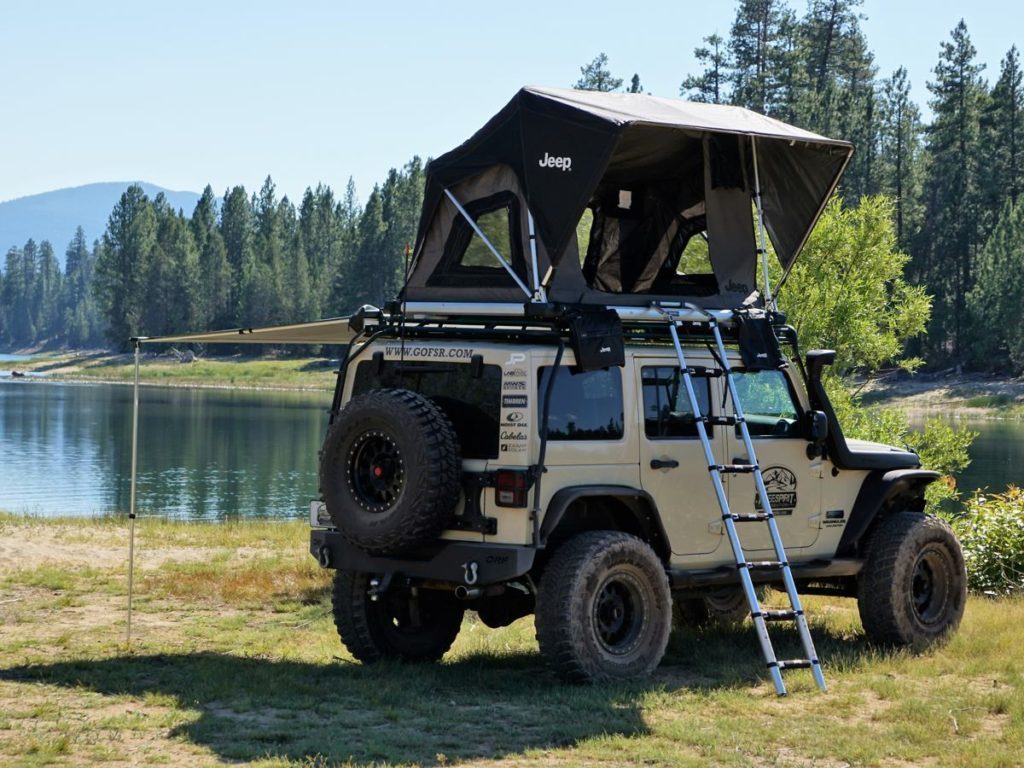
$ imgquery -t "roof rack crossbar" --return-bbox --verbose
[443,188,533,299]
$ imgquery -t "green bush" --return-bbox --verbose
[954,486,1024,595]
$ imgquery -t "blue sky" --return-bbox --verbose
[0,0,1019,205]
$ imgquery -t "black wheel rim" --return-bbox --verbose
[593,572,646,655]
[911,545,952,626]
[347,430,404,512]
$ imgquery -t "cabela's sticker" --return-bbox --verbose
[754,465,797,515]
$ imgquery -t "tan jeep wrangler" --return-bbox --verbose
[310,319,965,683]
[304,86,965,687]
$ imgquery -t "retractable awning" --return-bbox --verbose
[134,316,357,346]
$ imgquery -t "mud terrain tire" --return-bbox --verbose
[857,511,967,650]
[535,531,672,683]
[320,388,460,554]
[332,570,464,663]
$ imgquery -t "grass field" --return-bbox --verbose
[0,351,337,391]
[0,515,1021,767]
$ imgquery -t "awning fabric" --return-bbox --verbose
[136,317,356,346]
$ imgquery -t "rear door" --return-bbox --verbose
[724,368,822,551]
[636,359,725,562]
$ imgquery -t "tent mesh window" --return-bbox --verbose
[581,185,717,297]
[427,191,526,288]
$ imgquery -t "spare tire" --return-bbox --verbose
[320,388,461,554]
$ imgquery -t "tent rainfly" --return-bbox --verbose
[404,86,853,310]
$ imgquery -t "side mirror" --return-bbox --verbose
[805,410,828,458]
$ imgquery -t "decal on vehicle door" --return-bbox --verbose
[754,465,797,515]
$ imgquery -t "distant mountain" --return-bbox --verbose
[0,182,201,265]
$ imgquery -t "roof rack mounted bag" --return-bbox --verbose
[736,309,784,370]
[566,307,625,372]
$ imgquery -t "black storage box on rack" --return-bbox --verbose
[566,308,625,371]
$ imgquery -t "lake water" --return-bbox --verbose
[0,380,1021,520]
[0,380,327,520]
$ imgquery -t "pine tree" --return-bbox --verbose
[681,33,728,103]
[221,185,252,323]
[917,20,988,361]
[966,199,1024,369]
[728,0,791,115]
[35,240,62,341]
[878,67,924,248]
[63,227,101,346]
[191,186,232,328]
[94,185,157,347]
[982,46,1023,211]
[329,178,362,315]
[345,185,386,310]
[628,74,643,94]
[575,53,623,92]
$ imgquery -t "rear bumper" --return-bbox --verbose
[309,529,536,586]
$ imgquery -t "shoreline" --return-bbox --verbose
[4,350,1024,415]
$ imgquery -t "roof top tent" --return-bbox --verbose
[401,86,853,321]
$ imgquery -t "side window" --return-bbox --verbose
[538,367,624,441]
[428,192,525,287]
[731,369,801,438]
[641,366,712,439]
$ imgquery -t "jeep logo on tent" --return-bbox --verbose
[754,465,797,515]
[538,152,572,172]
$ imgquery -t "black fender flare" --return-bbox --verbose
[540,485,671,562]
[836,469,940,557]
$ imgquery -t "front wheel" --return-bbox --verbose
[857,512,967,650]
[332,571,464,663]
[535,531,672,683]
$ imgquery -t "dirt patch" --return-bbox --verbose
[0,523,211,575]
[860,371,1024,416]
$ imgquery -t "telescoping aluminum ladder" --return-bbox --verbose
[661,307,827,695]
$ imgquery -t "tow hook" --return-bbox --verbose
[317,545,332,569]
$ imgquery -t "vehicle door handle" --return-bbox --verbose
[650,459,679,470]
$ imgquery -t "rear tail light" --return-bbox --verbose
[494,469,529,508]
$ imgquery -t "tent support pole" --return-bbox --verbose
[527,211,546,302]
[750,136,773,309]
[443,188,532,299]
[126,339,142,647]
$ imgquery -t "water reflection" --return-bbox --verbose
[0,381,327,520]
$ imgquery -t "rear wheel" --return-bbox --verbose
[675,585,763,629]
[332,571,465,663]
[857,512,967,650]
[535,531,671,683]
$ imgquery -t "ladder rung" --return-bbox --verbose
[742,560,786,570]
[755,609,801,622]
[686,366,722,378]
[715,463,757,474]
[774,659,816,670]
[730,512,771,522]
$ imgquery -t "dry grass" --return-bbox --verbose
[1,515,1022,767]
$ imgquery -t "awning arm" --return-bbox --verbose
[443,188,532,299]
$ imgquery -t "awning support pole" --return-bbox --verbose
[750,136,773,309]
[126,339,141,647]
[527,211,547,303]
[443,188,532,299]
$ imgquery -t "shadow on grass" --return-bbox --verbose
[0,649,646,765]
[0,619,892,765]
